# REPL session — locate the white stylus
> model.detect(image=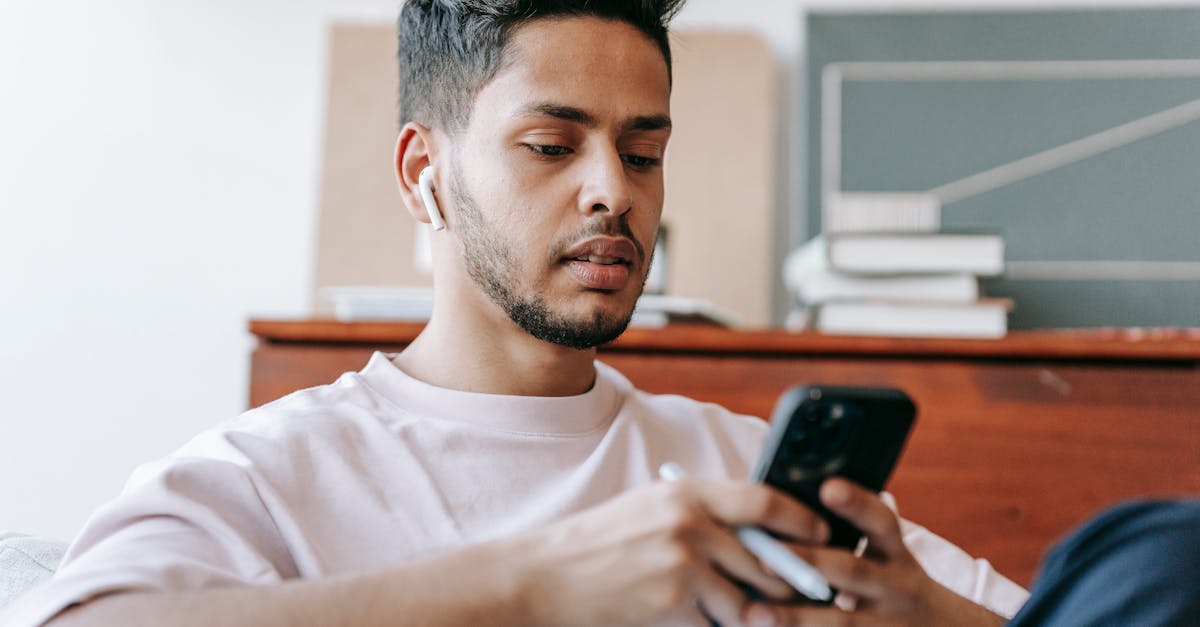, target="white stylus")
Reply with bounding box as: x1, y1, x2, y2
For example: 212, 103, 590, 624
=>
658, 462, 833, 603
